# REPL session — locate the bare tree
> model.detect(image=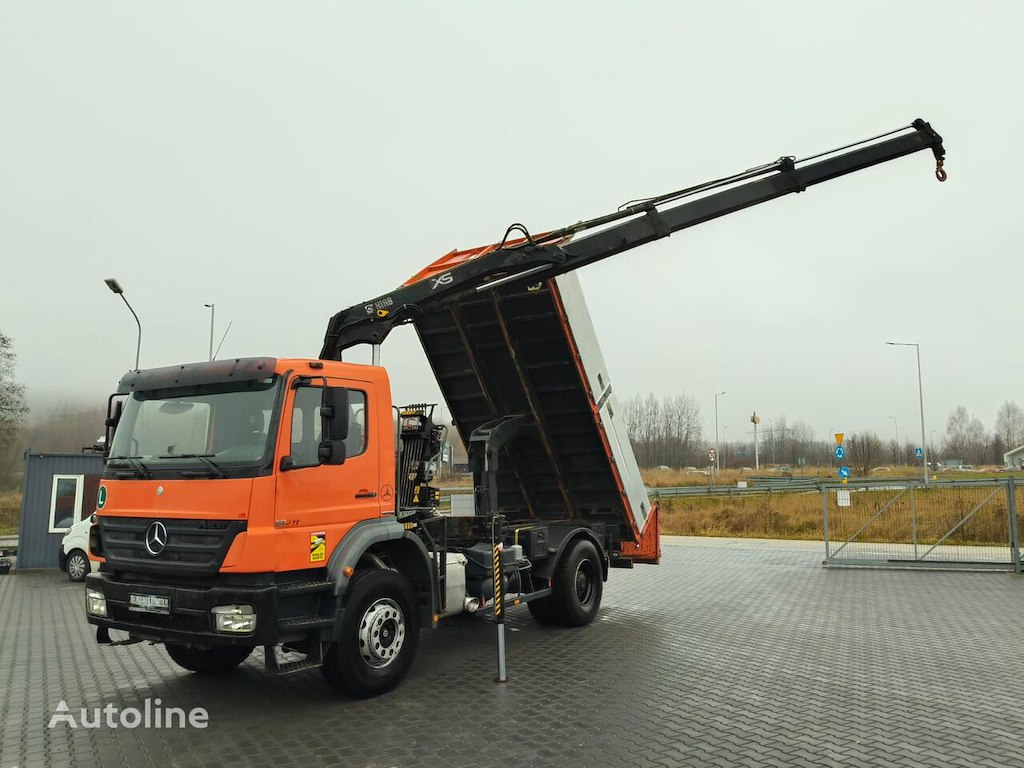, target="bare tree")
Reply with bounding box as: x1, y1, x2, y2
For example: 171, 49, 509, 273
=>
784, 419, 814, 465
944, 406, 988, 465
995, 401, 1024, 451
0, 332, 28, 489
623, 392, 703, 468
847, 431, 883, 476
